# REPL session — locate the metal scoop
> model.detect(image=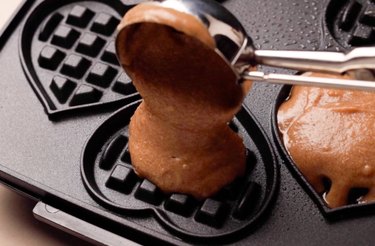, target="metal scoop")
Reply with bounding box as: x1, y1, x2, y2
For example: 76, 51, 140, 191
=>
150, 0, 375, 91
